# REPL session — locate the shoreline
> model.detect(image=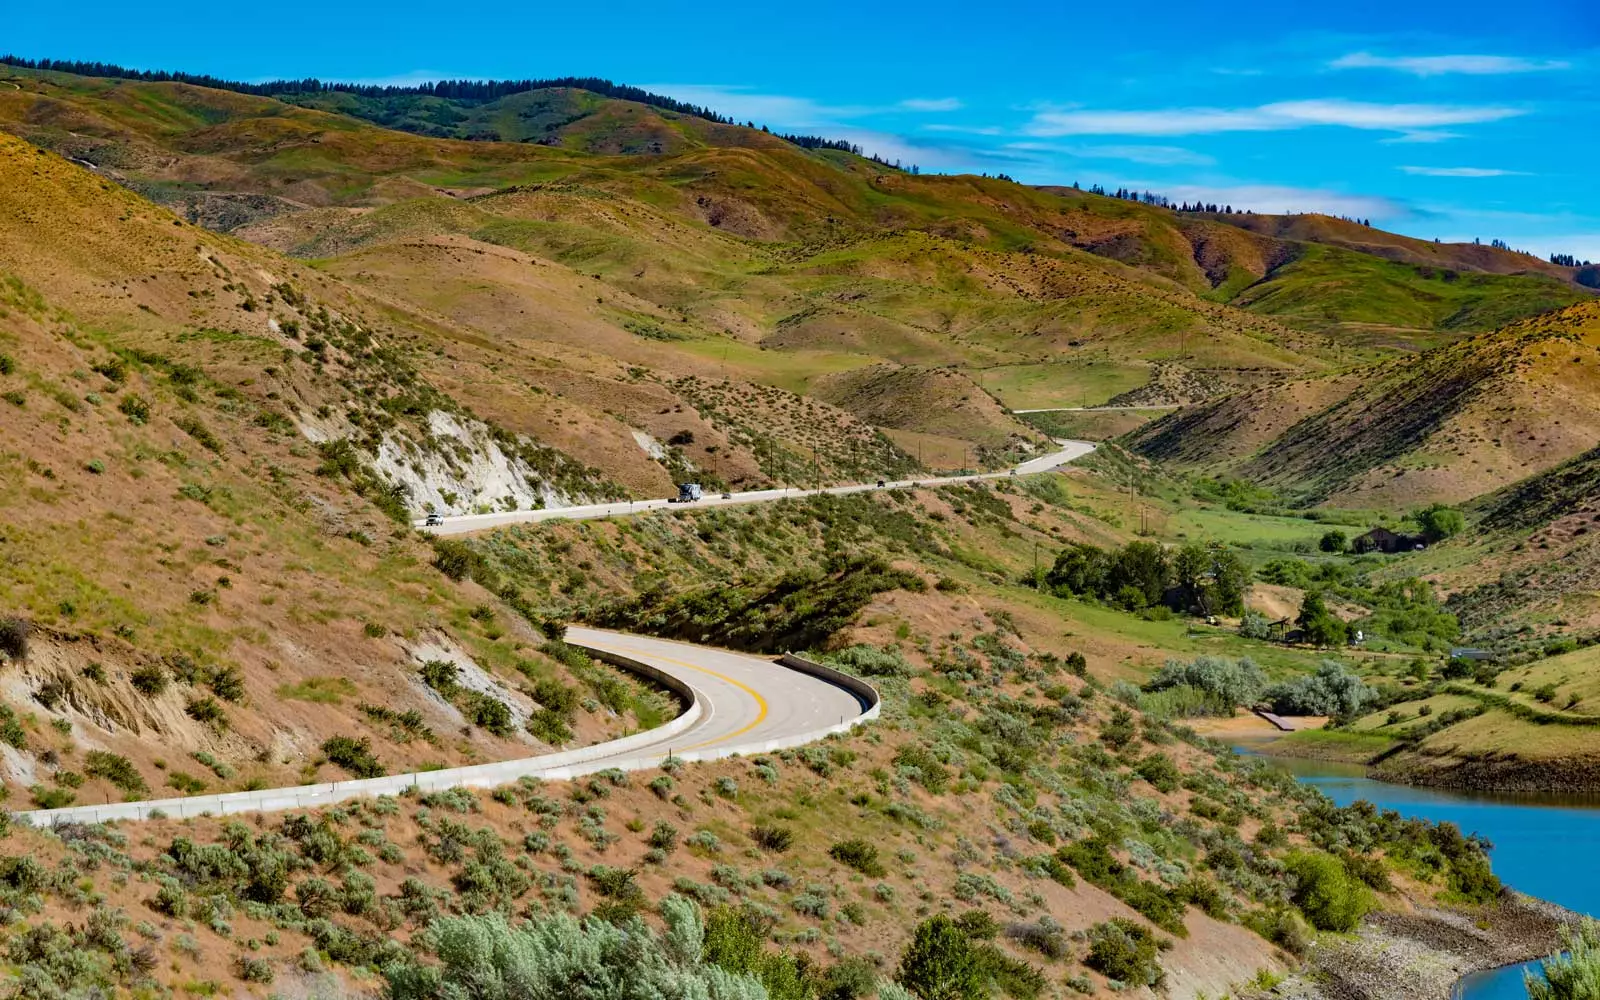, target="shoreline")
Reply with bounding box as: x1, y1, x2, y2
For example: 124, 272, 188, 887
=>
1242, 893, 1575, 1000
1199, 713, 1600, 796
